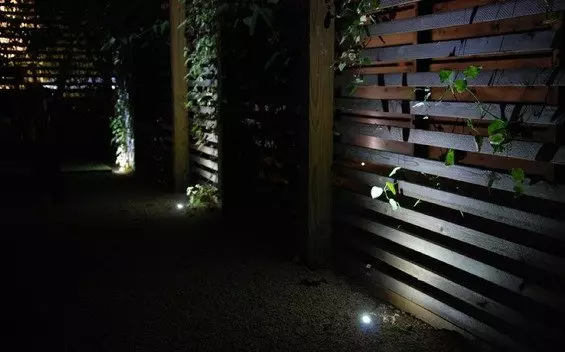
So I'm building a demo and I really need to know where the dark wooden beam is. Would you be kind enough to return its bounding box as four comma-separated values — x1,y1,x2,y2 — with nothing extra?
305,0,334,268
170,0,189,192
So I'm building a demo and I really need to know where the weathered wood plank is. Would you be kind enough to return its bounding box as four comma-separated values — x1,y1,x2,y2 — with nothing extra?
334,144,565,203
338,167,565,238
336,121,555,163
170,0,189,192
364,31,556,62
365,32,414,48
333,180,565,275
340,235,560,339
191,144,218,157
335,208,565,312
194,166,218,183
340,84,559,104
431,13,561,41
190,155,218,171
306,0,334,268
339,68,565,87
430,55,555,71
336,254,532,352
341,134,415,155
409,101,564,125
368,0,565,36
369,0,565,36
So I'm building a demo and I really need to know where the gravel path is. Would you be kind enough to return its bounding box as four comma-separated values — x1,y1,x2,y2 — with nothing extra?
13,172,488,352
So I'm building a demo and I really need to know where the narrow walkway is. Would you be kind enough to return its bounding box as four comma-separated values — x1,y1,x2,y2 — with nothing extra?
13,172,487,352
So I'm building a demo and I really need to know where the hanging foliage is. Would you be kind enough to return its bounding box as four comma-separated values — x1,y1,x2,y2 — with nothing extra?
180,0,220,147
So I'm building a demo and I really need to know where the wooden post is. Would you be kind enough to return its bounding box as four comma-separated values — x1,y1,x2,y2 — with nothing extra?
170,0,189,192
306,0,335,268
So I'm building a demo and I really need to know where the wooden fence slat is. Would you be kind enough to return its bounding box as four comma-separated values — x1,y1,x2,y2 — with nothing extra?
191,144,218,157
431,13,561,42
364,30,555,62
194,166,218,183
339,235,559,340
338,167,565,238
336,254,532,352
190,155,218,171
335,209,565,313
336,98,564,125
334,143,565,203
332,184,565,275
368,0,565,36
337,68,565,87
336,121,554,163
409,101,564,124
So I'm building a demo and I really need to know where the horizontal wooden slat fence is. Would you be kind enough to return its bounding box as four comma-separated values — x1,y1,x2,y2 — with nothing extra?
333,0,565,351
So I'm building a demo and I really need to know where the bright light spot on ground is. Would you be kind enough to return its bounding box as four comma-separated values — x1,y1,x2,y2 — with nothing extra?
176,203,185,210
361,314,372,324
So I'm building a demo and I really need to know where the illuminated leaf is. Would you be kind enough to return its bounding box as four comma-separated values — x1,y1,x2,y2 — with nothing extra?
474,135,484,152
488,133,505,145
389,167,401,177
511,168,525,182
454,79,468,93
385,181,396,195
439,69,453,83
338,62,347,71
370,186,383,199
463,65,482,79
445,149,455,166
389,199,399,211
488,119,507,135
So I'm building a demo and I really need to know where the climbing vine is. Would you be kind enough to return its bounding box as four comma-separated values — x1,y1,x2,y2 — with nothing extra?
180,0,220,147
334,1,530,210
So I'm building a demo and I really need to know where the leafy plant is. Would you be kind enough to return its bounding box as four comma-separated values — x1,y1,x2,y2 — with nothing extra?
370,167,401,211
186,184,219,208
110,83,134,173
334,0,381,92
511,168,525,197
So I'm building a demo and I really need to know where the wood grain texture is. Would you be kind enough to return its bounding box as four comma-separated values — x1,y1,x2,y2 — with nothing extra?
307,0,334,268
170,0,189,192
364,30,556,62
369,0,565,36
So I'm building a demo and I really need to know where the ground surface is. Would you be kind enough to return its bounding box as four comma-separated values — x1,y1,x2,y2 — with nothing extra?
11,171,486,351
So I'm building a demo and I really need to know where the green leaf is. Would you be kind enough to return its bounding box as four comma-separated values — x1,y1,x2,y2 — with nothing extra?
454,79,468,93
385,181,396,195
513,184,524,197
389,166,401,177
511,168,525,183
389,198,399,211
445,148,455,166
474,135,484,152
463,65,482,79
488,133,505,146
439,69,453,83
488,119,507,135
370,186,383,199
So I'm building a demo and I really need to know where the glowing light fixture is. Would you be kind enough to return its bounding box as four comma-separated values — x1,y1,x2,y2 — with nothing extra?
176,203,185,210
361,314,372,324
361,162,365,166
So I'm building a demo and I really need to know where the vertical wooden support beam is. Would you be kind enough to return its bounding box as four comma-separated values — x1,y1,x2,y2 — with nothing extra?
170,0,189,192
306,0,335,268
